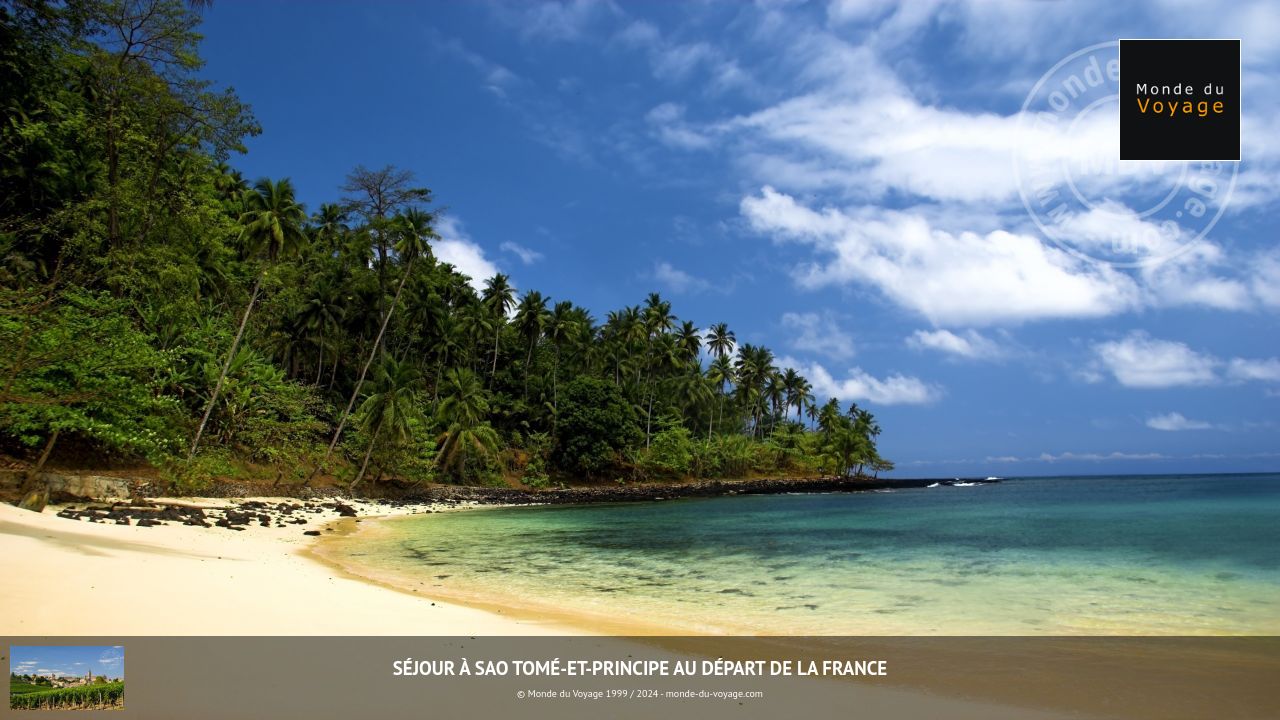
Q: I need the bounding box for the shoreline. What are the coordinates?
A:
[0,498,580,636]
[4,495,1278,719]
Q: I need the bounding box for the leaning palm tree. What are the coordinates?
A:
[313,208,435,482]
[189,177,307,460]
[435,368,500,482]
[351,356,425,489]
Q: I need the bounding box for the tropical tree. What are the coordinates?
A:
[481,273,515,378]
[351,356,424,488]
[513,290,548,397]
[435,367,499,482]
[189,177,307,460]
[705,322,735,359]
[314,207,435,481]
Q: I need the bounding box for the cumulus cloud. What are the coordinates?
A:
[1091,332,1219,388]
[651,260,711,294]
[1088,331,1280,389]
[780,356,941,405]
[907,329,1006,360]
[781,311,856,359]
[499,241,544,265]
[1227,357,1280,383]
[741,187,1140,325]
[1146,412,1213,431]
[433,216,502,292]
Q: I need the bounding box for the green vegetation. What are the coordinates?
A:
[0,0,891,502]
[9,681,124,710]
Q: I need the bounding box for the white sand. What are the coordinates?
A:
[0,500,579,636]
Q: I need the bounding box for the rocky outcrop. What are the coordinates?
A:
[28,473,133,501]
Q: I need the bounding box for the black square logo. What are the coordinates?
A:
[1120,39,1240,161]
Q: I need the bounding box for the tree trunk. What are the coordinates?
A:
[523,341,535,399]
[311,257,413,484]
[16,428,60,512]
[189,271,264,461]
[491,326,500,378]
[350,422,381,491]
[314,330,325,385]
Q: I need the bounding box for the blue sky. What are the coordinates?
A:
[196,1,1278,477]
[10,646,124,679]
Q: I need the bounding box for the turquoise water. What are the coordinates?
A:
[328,474,1280,635]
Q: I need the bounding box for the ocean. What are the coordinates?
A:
[324,473,1280,635]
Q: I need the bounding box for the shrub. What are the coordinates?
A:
[553,377,641,478]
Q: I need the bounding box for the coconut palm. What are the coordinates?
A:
[189,177,307,460]
[675,320,702,366]
[481,273,515,378]
[706,354,735,439]
[514,290,549,397]
[435,368,499,482]
[314,207,435,482]
[351,356,425,489]
[546,300,578,419]
[705,322,735,359]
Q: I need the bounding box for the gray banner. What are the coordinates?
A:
[4,637,1278,719]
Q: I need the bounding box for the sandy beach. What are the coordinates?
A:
[0,500,579,636]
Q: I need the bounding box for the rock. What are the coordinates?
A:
[303,530,321,536]
[39,473,132,501]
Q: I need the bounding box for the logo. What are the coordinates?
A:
[1013,41,1239,267]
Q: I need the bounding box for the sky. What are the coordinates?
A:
[10,646,124,679]
[196,0,1279,477]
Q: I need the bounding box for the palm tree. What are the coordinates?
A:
[189,177,307,460]
[546,301,578,420]
[296,279,345,385]
[351,356,425,489]
[311,203,350,256]
[435,368,499,482]
[706,354,735,439]
[675,320,702,366]
[481,273,515,378]
[705,322,735,359]
[314,208,435,482]
[764,371,786,435]
[513,290,548,397]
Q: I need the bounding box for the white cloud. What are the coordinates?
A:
[646,103,713,149]
[907,329,1006,360]
[1227,357,1280,383]
[1090,331,1280,389]
[433,216,502,292]
[1038,451,1167,462]
[652,260,710,294]
[1249,251,1280,308]
[741,187,1140,325]
[781,356,941,405]
[1091,332,1218,388]
[431,31,522,99]
[499,241,544,265]
[1146,412,1213,431]
[781,311,856,359]
[508,0,619,42]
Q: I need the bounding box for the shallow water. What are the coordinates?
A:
[326,473,1280,635]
